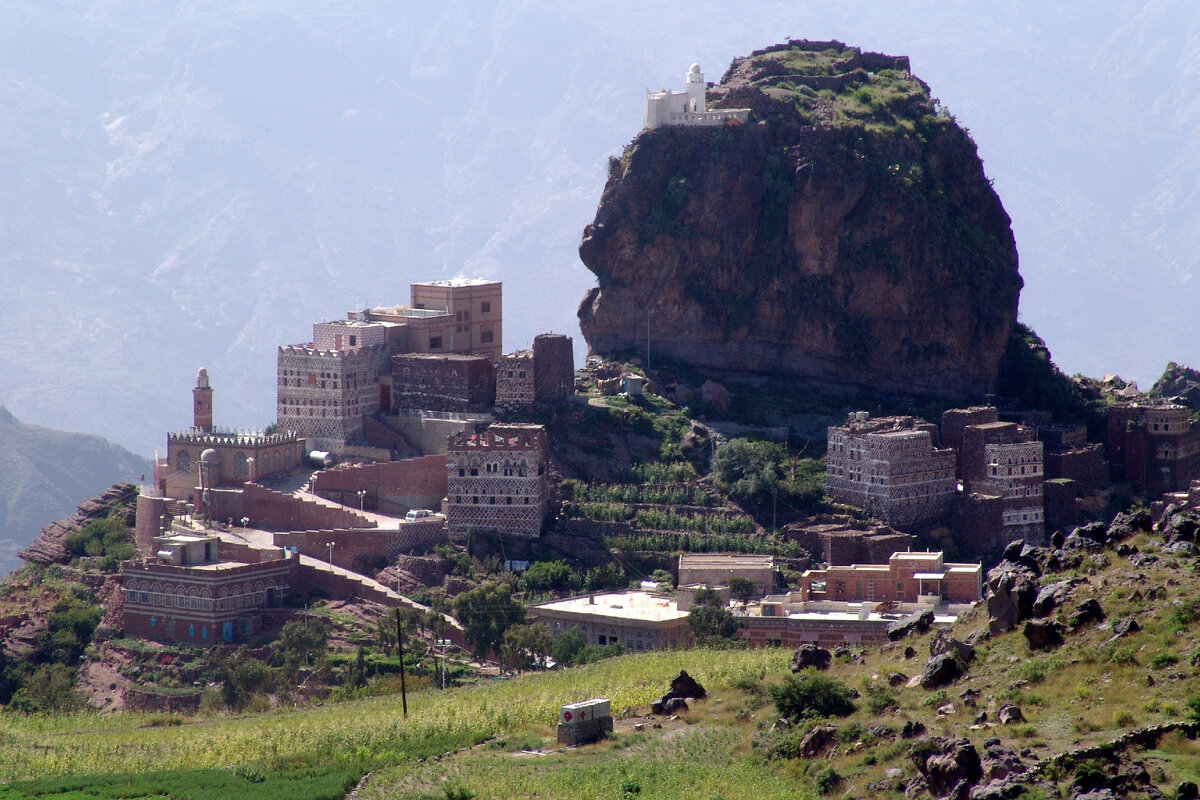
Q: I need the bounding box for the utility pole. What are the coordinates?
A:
[395,608,408,717]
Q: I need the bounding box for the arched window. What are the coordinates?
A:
[176,450,190,473]
[273,452,281,473]
[234,452,248,477]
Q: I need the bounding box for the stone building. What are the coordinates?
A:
[121,533,296,644]
[1107,402,1200,496]
[956,419,1044,546]
[825,413,956,528]
[276,278,502,453]
[495,333,575,411]
[160,369,305,501]
[276,344,391,453]
[1039,423,1106,496]
[495,351,535,410]
[389,354,496,413]
[445,423,550,538]
[643,63,751,129]
[940,405,997,476]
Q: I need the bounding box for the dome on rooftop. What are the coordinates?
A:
[201,448,219,463]
[689,63,701,74]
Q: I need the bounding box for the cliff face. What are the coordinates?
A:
[578,40,1022,399]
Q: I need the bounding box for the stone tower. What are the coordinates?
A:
[193,368,213,432]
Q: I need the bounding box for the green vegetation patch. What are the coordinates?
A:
[0,765,363,800]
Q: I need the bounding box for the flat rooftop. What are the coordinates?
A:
[679,554,773,569]
[413,277,499,287]
[531,591,688,623]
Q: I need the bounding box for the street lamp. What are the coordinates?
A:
[240,516,249,530]
[326,541,334,568]
[246,457,254,483]
[437,638,452,690]
[357,489,366,512]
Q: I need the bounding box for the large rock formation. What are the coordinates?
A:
[578,40,1022,399]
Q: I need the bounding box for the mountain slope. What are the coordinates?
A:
[0,407,150,577]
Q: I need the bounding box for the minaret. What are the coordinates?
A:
[685,63,706,113]
[193,368,213,432]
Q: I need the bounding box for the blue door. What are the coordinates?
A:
[222,622,233,642]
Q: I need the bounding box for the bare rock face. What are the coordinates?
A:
[578,40,1021,398]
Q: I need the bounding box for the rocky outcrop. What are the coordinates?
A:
[17,483,138,566]
[1149,361,1200,410]
[578,40,1021,399]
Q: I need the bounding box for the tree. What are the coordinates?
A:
[278,618,329,669]
[713,439,783,514]
[453,582,526,660]
[728,576,755,606]
[550,626,587,667]
[584,562,627,591]
[770,674,857,722]
[687,586,742,645]
[501,623,553,671]
[518,560,580,594]
[9,664,82,713]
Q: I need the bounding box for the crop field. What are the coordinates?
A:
[0,648,792,799]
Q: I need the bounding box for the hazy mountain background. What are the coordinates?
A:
[0,407,150,576]
[1,1,1198,553]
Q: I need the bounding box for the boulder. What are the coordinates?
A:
[888,609,935,641]
[1177,781,1198,800]
[1160,512,1199,543]
[650,695,689,715]
[1032,580,1075,617]
[889,672,910,687]
[669,670,707,699]
[1069,598,1105,628]
[971,780,1032,800]
[1022,619,1064,651]
[986,563,1039,634]
[911,737,982,799]
[1107,509,1152,541]
[790,643,832,672]
[996,705,1024,725]
[1111,618,1140,638]
[921,653,963,689]
[698,381,730,412]
[930,630,976,665]
[901,720,927,739]
[797,724,838,758]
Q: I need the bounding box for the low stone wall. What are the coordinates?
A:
[557,716,613,747]
[237,483,377,532]
[274,521,445,571]
[122,687,203,713]
[311,455,447,515]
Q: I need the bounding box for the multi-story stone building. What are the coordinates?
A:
[445,423,549,538]
[389,354,496,413]
[1107,402,1200,496]
[495,334,575,412]
[825,413,956,528]
[160,369,305,501]
[276,278,503,453]
[958,419,1045,546]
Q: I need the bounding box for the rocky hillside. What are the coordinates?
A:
[0,408,150,578]
[578,40,1022,400]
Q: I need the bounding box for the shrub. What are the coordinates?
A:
[1150,653,1179,670]
[813,766,842,794]
[771,674,856,722]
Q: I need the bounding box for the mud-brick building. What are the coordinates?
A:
[1107,402,1200,496]
[160,369,305,501]
[121,533,297,644]
[959,420,1045,546]
[825,413,956,528]
[445,424,549,538]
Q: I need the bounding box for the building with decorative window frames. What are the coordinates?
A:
[120,533,297,644]
[445,424,549,538]
[825,413,956,528]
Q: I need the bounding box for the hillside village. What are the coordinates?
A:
[8,42,1200,800]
